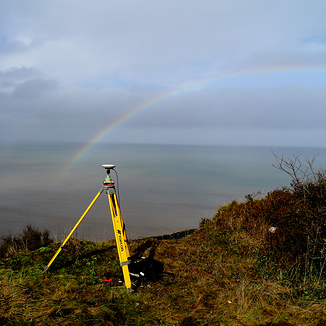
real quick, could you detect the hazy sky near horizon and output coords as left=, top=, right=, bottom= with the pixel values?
left=1, top=1, right=326, bottom=147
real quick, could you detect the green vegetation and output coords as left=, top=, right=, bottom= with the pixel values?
left=1, top=155, right=326, bottom=325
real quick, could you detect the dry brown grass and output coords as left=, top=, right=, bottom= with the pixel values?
left=0, top=230, right=326, bottom=325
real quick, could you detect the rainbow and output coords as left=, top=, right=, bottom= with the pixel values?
left=60, top=65, right=323, bottom=176
left=60, top=91, right=172, bottom=177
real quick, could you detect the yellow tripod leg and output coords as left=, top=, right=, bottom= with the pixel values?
left=112, top=193, right=130, bottom=257
left=108, top=193, right=132, bottom=291
left=45, top=188, right=104, bottom=271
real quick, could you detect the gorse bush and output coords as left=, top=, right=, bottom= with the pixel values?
left=0, top=224, right=53, bottom=258
left=214, top=154, right=326, bottom=282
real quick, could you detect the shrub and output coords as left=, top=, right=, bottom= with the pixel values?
left=214, top=154, right=326, bottom=282
left=0, top=224, right=53, bottom=258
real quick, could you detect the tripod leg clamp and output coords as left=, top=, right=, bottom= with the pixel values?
left=120, top=261, right=130, bottom=267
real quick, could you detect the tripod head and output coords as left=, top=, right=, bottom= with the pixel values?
left=102, top=164, right=115, bottom=187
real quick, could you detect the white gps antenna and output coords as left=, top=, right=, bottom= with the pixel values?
left=102, top=164, right=115, bottom=170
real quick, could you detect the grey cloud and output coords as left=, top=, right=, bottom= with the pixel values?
left=0, top=39, right=28, bottom=55
left=0, top=37, right=43, bottom=56
left=123, top=86, right=326, bottom=130
left=13, top=78, right=58, bottom=99
left=1, top=83, right=325, bottom=129
left=0, top=67, right=42, bottom=86
left=0, top=67, right=58, bottom=99
left=1, top=83, right=326, bottom=146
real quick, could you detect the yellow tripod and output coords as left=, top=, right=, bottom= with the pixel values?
left=45, top=164, right=132, bottom=292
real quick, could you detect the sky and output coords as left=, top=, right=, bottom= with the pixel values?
left=1, top=0, right=326, bottom=147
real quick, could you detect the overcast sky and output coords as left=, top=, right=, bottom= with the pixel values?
left=1, top=1, right=326, bottom=147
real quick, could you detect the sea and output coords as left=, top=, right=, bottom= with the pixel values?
left=1, top=142, right=326, bottom=241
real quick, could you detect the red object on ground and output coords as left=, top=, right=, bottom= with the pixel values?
left=103, top=278, right=113, bottom=282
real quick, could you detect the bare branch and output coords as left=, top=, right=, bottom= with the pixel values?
left=272, top=152, right=304, bottom=184
left=272, top=152, right=321, bottom=187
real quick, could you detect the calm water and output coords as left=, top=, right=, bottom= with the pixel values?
left=1, top=142, right=326, bottom=240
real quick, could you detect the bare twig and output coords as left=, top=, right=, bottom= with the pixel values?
left=272, top=151, right=320, bottom=186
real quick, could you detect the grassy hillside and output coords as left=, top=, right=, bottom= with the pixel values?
left=1, top=155, right=326, bottom=325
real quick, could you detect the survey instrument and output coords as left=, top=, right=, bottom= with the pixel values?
left=45, top=164, right=133, bottom=292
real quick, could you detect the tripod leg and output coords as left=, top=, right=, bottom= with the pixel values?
left=45, top=188, right=104, bottom=271
left=112, top=193, right=130, bottom=257
left=108, top=193, right=132, bottom=291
